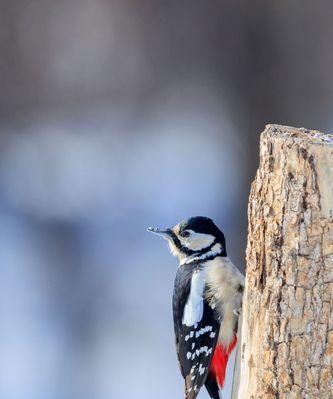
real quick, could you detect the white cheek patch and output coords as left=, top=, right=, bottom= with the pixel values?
left=182, top=270, right=205, bottom=326
left=181, top=231, right=216, bottom=251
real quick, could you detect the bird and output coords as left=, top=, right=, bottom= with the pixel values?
left=147, top=216, right=244, bottom=399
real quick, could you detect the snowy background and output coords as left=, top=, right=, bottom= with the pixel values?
left=1, top=1, right=333, bottom=398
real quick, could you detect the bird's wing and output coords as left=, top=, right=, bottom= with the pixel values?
left=173, top=264, right=220, bottom=399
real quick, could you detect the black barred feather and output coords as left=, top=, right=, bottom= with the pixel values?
left=173, top=262, right=221, bottom=399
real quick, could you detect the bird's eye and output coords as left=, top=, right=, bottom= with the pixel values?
left=181, top=230, right=191, bottom=238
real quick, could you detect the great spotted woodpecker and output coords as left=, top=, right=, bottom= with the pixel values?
left=148, top=216, right=244, bottom=399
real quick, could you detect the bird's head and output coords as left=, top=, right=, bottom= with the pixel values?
left=147, top=216, right=226, bottom=264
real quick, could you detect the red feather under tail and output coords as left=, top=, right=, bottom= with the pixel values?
left=210, top=335, right=237, bottom=388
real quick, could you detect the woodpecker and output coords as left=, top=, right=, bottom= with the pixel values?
left=147, top=216, right=244, bottom=399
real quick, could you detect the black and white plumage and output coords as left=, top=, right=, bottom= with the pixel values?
left=148, top=216, right=244, bottom=399
left=173, top=262, right=220, bottom=398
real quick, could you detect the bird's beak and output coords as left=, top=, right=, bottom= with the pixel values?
left=147, top=226, right=173, bottom=239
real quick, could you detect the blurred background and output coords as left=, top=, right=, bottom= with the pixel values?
left=0, top=1, right=333, bottom=398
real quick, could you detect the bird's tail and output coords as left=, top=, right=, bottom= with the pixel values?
left=205, top=374, right=221, bottom=399
left=209, top=335, right=237, bottom=388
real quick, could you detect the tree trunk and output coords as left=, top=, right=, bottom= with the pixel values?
left=236, top=125, right=333, bottom=399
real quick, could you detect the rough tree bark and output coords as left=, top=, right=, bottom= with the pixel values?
left=236, top=125, right=333, bottom=399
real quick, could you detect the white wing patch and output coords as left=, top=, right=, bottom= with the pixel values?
left=182, top=270, right=205, bottom=326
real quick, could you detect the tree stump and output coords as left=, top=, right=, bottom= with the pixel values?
left=237, top=125, right=333, bottom=399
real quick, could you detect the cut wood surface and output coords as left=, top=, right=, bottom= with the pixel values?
left=236, top=125, right=333, bottom=399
